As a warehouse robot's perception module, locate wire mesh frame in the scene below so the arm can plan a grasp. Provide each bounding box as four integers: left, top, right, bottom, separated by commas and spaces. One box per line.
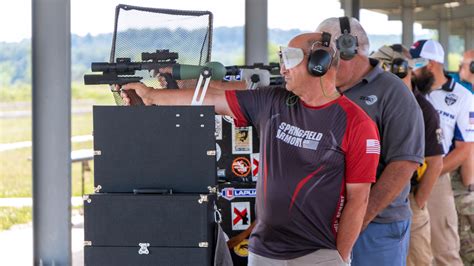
109, 4, 214, 65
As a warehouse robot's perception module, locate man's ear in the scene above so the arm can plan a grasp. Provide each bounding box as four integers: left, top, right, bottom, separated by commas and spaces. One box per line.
426, 60, 434, 71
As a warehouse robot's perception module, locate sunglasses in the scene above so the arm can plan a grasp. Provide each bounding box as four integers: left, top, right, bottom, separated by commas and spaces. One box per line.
411, 58, 429, 71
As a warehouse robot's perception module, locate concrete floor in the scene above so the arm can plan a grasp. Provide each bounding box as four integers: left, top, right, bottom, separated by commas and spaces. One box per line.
0, 214, 84, 266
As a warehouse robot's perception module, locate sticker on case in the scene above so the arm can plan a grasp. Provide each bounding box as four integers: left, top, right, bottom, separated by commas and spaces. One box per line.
231, 157, 251, 177
215, 115, 223, 140
231, 201, 251, 230
232, 125, 252, 154
251, 153, 260, 181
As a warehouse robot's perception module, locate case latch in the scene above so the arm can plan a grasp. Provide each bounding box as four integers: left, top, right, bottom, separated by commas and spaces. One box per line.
207, 186, 217, 194
198, 194, 208, 204
198, 242, 209, 248
138, 243, 150, 255
94, 185, 102, 193
83, 195, 91, 203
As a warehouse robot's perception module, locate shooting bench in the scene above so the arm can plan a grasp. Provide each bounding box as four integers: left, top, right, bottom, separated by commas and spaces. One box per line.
28, 149, 94, 196
71, 149, 94, 196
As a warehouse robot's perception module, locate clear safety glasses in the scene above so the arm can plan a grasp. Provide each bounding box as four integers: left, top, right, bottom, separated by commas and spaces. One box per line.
278, 46, 305, 69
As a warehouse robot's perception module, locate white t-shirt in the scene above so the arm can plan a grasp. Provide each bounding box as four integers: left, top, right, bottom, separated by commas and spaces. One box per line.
425, 77, 474, 155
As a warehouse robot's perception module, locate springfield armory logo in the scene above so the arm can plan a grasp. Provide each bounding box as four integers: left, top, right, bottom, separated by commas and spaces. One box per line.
276, 122, 323, 150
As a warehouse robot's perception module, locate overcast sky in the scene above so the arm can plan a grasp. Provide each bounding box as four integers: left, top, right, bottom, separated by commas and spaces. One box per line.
0, 0, 430, 43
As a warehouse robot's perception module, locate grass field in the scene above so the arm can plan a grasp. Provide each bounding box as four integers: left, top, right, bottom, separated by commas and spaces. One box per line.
0, 207, 32, 231
0, 84, 115, 230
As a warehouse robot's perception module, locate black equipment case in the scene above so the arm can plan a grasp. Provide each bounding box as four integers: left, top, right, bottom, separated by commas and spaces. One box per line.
84, 246, 211, 266
93, 106, 216, 193
84, 193, 216, 266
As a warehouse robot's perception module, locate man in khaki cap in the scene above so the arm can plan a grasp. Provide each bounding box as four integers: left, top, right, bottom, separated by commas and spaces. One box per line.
371, 44, 444, 266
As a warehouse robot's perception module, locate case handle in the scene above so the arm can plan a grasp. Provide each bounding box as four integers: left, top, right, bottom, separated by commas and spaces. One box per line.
133, 188, 172, 195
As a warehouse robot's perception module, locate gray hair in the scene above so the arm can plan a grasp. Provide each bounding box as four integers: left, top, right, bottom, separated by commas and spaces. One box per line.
316, 17, 370, 57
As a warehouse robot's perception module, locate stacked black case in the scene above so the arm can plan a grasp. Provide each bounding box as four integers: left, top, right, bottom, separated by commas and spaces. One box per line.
85, 106, 218, 266
92, 106, 216, 193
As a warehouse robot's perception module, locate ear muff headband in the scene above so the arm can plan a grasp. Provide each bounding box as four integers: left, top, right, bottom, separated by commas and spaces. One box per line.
307, 32, 334, 77
391, 44, 403, 53
336, 17, 358, 60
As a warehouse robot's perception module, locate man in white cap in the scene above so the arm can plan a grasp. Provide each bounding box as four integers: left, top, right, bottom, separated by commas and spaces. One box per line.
410, 39, 474, 266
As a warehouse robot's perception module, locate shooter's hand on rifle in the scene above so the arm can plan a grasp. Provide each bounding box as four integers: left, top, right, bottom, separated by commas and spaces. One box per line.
119, 83, 155, 106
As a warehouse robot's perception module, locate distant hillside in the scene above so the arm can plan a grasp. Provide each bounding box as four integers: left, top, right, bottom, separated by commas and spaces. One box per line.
0, 26, 445, 87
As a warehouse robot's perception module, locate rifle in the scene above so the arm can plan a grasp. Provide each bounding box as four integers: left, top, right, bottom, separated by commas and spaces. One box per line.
224, 63, 283, 89
225, 62, 280, 76
83, 49, 179, 105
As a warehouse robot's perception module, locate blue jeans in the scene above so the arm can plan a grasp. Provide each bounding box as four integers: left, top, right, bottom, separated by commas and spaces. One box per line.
352, 220, 411, 266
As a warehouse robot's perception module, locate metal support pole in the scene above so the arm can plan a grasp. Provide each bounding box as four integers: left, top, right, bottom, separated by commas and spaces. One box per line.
465, 28, 474, 50
439, 19, 450, 66
402, 6, 414, 47
32, 0, 71, 265
343, 0, 353, 17
351, 0, 360, 20
245, 0, 268, 64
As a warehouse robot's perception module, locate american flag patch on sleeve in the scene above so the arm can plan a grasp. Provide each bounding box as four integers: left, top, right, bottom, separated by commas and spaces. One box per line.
366, 139, 380, 154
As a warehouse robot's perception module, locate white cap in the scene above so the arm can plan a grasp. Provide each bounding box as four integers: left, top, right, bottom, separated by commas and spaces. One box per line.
409, 39, 445, 64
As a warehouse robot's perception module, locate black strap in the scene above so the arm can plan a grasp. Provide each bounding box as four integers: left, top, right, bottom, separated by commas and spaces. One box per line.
339, 16, 351, 34
391, 44, 403, 53
321, 32, 331, 47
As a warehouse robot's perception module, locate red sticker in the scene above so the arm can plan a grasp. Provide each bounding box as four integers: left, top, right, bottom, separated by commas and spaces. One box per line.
231, 157, 251, 177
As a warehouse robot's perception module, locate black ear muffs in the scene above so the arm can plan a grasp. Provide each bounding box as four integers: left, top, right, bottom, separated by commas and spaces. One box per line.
389, 44, 409, 79
470, 61, 474, 74
307, 32, 333, 77
308, 49, 332, 76
336, 16, 358, 60
391, 58, 409, 79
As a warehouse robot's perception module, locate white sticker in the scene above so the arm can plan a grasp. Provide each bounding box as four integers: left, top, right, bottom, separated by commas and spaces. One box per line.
231, 201, 251, 231
251, 153, 260, 182
215, 115, 223, 140
232, 124, 252, 154
216, 143, 222, 162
